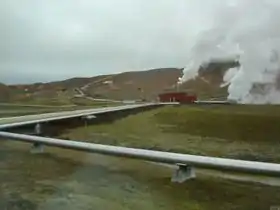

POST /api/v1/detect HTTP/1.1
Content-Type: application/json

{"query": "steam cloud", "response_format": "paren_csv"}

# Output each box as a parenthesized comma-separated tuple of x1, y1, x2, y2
(179, 0, 280, 104)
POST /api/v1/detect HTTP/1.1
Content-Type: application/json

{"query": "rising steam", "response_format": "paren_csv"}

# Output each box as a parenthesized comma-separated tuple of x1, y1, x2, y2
(179, 0, 280, 104)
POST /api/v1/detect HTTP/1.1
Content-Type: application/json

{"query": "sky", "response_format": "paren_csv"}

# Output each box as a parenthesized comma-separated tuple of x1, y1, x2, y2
(2, 0, 280, 103)
(0, 0, 219, 84)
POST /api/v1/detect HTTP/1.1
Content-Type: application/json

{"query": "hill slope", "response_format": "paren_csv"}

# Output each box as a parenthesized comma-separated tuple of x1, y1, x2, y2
(85, 68, 183, 100)
(0, 83, 11, 102)
(4, 62, 238, 104)
(178, 60, 239, 99)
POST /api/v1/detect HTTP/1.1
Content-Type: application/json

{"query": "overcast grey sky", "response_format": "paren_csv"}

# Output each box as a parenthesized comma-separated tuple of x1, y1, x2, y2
(0, 0, 223, 84)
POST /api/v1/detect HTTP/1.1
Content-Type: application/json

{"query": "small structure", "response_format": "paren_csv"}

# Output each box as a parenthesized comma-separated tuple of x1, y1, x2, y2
(158, 92, 197, 103)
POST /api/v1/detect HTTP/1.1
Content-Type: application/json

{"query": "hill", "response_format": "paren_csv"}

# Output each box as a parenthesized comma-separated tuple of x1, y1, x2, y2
(7, 68, 183, 103)
(178, 60, 239, 99)
(84, 68, 183, 100)
(0, 83, 11, 102)
(4, 61, 238, 104)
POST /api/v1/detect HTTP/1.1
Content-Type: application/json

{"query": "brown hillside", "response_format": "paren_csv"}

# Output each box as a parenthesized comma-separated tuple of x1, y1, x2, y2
(85, 68, 183, 100)
(178, 60, 239, 99)
(6, 62, 238, 104)
(8, 75, 113, 104)
(0, 83, 11, 102)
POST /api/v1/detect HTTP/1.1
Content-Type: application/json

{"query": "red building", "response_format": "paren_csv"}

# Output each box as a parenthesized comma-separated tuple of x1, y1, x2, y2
(158, 92, 197, 103)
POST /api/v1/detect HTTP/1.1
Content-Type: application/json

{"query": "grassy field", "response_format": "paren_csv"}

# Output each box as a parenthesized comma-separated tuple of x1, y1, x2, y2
(55, 104, 280, 209)
(1, 141, 280, 210)
(2, 104, 280, 210)
(155, 104, 280, 143)
(0, 104, 76, 118)
(0, 101, 122, 118)
(70, 97, 124, 107)
(0, 106, 61, 118)
(63, 104, 280, 163)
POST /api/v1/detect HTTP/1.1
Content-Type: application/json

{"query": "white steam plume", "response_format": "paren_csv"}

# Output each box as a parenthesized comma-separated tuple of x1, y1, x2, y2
(179, 0, 280, 104)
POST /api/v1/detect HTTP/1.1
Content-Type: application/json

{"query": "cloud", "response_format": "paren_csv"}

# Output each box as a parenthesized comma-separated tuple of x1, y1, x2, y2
(180, 0, 280, 104)
(0, 0, 213, 84)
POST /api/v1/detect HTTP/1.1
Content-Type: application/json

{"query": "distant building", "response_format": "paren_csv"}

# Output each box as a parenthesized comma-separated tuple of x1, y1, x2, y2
(158, 92, 197, 103)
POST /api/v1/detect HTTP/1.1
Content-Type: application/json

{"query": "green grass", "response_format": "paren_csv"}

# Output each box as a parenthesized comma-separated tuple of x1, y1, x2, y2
(155, 105, 280, 143)
(0, 102, 121, 118)
(14, 97, 73, 106)
(1, 141, 280, 210)
(57, 104, 280, 209)
(63, 105, 280, 163)
(2, 104, 280, 210)
(0, 105, 62, 117)
(70, 97, 123, 107)
(0, 110, 55, 118)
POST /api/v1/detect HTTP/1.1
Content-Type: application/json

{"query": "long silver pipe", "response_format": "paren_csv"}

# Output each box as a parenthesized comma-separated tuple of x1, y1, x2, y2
(1, 131, 280, 176)
(0, 103, 158, 130)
